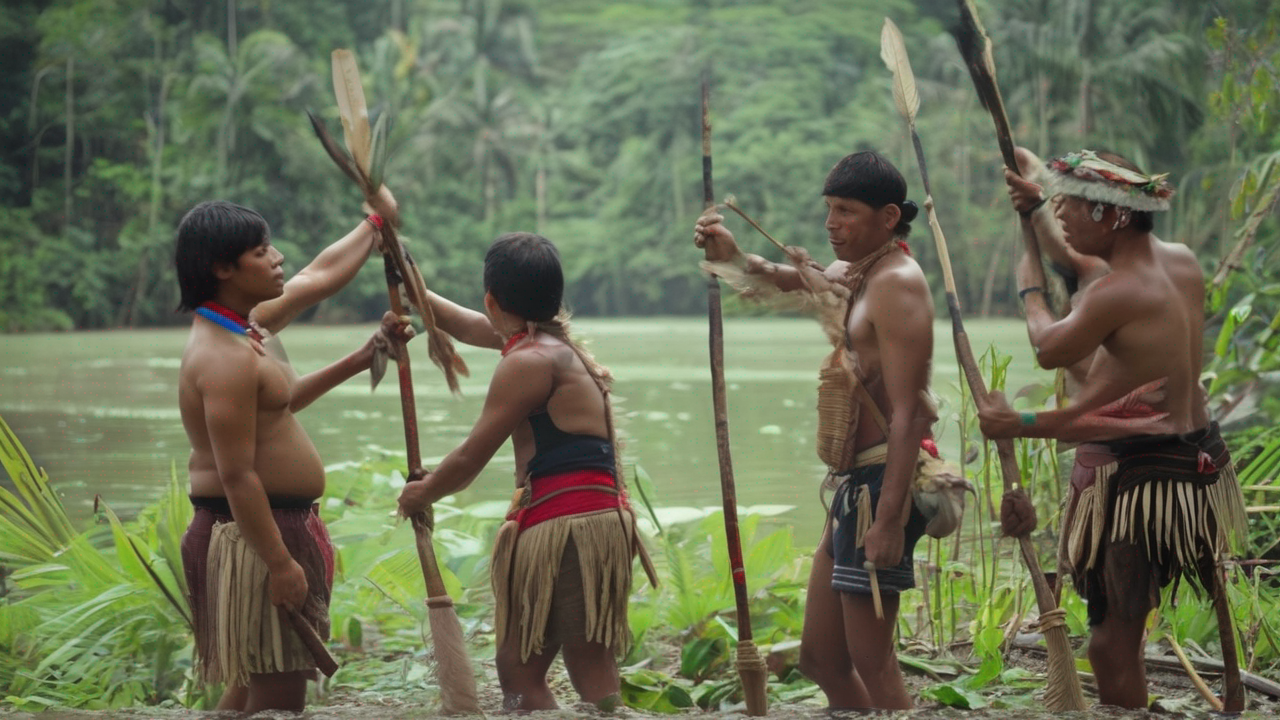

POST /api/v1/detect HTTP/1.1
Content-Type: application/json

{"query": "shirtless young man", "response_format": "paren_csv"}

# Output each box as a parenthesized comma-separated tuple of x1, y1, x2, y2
(175, 198, 407, 713)
(977, 150, 1246, 709)
(694, 151, 934, 711)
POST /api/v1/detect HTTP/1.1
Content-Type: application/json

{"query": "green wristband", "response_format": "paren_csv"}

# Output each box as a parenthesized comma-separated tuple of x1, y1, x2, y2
(1019, 411, 1036, 427)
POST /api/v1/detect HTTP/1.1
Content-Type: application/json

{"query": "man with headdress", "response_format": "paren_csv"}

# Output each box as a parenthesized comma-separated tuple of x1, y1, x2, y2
(978, 150, 1248, 709)
(694, 151, 937, 710)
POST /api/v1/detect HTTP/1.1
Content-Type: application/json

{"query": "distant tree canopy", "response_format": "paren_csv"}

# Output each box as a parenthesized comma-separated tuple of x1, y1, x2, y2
(0, 0, 1273, 331)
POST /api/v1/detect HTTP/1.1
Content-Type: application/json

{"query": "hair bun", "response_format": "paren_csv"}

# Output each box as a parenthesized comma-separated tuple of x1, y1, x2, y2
(899, 200, 919, 223)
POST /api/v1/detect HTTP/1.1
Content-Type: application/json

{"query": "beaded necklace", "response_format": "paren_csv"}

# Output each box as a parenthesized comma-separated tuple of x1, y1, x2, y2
(196, 301, 266, 343)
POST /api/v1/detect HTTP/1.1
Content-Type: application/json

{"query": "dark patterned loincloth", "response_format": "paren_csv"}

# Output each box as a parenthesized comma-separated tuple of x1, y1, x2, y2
(181, 496, 334, 685)
(826, 459, 928, 596)
(1059, 423, 1247, 625)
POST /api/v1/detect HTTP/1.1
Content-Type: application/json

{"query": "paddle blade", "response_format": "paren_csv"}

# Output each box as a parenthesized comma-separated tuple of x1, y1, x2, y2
(331, 49, 373, 178)
(955, 0, 997, 89)
(880, 18, 920, 123)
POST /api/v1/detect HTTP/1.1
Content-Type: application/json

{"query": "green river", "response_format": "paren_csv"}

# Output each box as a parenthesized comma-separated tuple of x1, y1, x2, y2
(0, 317, 1044, 531)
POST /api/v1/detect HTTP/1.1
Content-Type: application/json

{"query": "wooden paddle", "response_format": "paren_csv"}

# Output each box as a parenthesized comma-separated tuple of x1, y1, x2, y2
(306, 48, 481, 715)
(382, 252, 482, 715)
(700, 72, 768, 717)
(881, 17, 1086, 712)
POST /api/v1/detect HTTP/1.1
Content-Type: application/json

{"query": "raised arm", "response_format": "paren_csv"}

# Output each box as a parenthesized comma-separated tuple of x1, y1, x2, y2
(251, 220, 380, 334)
(1008, 147, 1108, 286)
(694, 210, 807, 292)
(200, 349, 307, 611)
(426, 290, 503, 350)
(1017, 258, 1134, 371)
(397, 349, 553, 515)
(861, 264, 934, 569)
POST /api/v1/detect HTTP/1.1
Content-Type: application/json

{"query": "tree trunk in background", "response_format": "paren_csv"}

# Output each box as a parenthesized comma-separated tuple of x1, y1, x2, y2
(535, 162, 546, 234)
(63, 56, 73, 235)
(1077, 0, 1095, 138)
(123, 70, 170, 327)
(227, 0, 236, 58)
(979, 233, 1000, 317)
(671, 144, 686, 231)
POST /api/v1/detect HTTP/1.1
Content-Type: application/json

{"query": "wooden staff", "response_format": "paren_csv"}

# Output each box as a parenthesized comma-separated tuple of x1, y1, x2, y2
(285, 609, 339, 677)
(701, 73, 768, 717)
(881, 17, 1087, 712)
(305, 46, 480, 712)
(383, 251, 483, 716)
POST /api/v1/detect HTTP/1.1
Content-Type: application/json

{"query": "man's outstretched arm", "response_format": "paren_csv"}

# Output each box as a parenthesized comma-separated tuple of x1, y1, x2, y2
(694, 210, 808, 292)
(289, 313, 415, 412)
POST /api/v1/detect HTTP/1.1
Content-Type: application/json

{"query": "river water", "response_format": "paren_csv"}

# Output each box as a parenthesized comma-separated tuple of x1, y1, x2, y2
(0, 317, 1043, 531)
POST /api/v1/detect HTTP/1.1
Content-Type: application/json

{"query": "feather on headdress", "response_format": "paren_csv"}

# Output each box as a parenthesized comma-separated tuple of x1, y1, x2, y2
(1045, 149, 1174, 212)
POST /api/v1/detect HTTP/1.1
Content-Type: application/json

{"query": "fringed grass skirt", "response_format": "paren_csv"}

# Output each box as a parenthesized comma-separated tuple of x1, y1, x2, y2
(491, 508, 635, 663)
(181, 502, 334, 686)
(1061, 430, 1247, 624)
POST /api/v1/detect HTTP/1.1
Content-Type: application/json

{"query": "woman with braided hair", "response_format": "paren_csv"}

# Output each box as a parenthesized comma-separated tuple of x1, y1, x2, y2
(398, 232, 655, 712)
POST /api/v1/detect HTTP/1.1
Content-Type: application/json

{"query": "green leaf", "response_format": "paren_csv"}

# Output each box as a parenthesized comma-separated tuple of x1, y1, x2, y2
(921, 682, 987, 709)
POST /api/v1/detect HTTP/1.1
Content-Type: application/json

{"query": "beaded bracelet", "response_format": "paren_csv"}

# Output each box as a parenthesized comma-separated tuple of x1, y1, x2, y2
(1019, 197, 1047, 217)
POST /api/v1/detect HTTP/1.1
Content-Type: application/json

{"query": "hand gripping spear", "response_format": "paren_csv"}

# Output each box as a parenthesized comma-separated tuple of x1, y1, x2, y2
(952, 2, 1244, 711)
(307, 49, 481, 715)
(879, 18, 1087, 712)
(701, 73, 769, 717)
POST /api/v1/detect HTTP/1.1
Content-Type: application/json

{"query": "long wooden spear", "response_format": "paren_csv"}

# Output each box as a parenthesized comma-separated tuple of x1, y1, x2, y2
(701, 72, 768, 717)
(880, 18, 1087, 712)
(952, 3, 1243, 711)
(307, 49, 480, 715)
(382, 253, 482, 715)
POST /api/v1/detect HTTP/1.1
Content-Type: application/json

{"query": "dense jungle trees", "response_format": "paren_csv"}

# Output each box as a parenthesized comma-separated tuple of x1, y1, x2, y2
(0, 0, 1272, 331)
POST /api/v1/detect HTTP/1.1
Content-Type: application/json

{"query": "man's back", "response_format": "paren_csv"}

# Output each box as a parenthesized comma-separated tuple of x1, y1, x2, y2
(1075, 236, 1206, 437)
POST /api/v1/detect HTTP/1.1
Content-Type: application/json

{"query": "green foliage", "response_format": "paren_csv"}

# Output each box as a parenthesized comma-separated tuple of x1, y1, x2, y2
(1202, 8, 1280, 436)
(0, 414, 199, 710)
(2, 0, 1251, 330)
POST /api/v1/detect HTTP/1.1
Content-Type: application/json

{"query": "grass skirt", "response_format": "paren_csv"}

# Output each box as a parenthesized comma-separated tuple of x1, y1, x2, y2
(491, 508, 635, 662)
(182, 506, 333, 686)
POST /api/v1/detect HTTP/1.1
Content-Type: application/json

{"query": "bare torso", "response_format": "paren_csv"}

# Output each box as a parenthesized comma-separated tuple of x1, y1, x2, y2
(179, 323, 325, 499)
(1071, 238, 1208, 439)
(836, 250, 935, 450)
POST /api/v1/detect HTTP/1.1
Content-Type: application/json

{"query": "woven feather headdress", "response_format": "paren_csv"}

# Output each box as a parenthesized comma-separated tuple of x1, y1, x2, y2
(1044, 149, 1174, 212)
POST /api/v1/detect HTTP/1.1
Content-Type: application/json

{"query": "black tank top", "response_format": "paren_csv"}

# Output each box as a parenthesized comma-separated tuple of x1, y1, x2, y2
(526, 410, 615, 479)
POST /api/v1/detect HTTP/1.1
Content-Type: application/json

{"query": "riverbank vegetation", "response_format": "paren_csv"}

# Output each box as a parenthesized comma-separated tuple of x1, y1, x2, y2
(4, 343, 1280, 714)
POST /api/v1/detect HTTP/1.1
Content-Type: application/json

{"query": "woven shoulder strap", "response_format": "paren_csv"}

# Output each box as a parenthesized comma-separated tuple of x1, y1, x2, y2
(838, 299, 891, 438)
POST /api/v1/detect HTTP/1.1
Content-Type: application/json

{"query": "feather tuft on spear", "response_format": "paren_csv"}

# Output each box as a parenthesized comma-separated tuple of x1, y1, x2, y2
(307, 51, 468, 395)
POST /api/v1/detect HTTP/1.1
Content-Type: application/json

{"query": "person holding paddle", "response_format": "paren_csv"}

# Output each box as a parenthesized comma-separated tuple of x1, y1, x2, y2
(175, 197, 407, 713)
(977, 150, 1248, 710)
(397, 232, 655, 712)
(694, 151, 935, 711)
